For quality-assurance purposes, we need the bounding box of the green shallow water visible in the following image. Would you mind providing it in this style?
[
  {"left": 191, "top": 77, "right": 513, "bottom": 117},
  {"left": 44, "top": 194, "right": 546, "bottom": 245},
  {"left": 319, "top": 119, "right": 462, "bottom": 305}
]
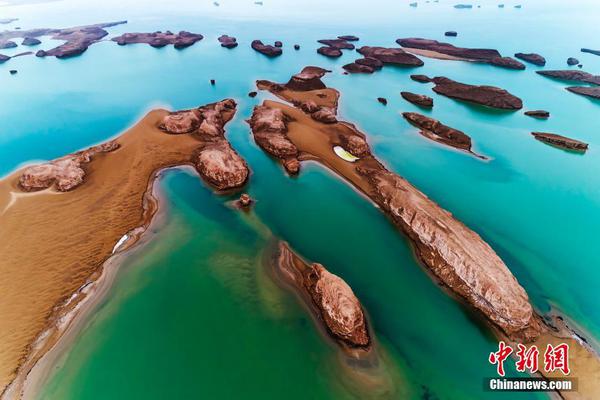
[{"left": 1, "top": 0, "right": 599, "bottom": 398}]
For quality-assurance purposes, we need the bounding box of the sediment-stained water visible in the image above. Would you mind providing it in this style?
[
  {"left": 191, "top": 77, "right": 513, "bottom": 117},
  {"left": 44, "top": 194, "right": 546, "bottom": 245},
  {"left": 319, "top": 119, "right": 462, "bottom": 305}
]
[{"left": 1, "top": 0, "right": 599, "bottom": 398}]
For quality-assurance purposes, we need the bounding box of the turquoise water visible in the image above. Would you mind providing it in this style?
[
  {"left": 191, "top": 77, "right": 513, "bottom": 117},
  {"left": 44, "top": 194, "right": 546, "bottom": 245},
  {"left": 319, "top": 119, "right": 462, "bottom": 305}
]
[{"left": 1, "top": 0, "right": 599, "bottom": 398}]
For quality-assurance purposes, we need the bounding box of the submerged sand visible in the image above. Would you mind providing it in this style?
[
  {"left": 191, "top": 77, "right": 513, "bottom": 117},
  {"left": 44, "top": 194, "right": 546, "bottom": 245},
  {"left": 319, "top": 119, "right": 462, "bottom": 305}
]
[{"left": 0, "top": 107, "right": 236, "bottom": 396}]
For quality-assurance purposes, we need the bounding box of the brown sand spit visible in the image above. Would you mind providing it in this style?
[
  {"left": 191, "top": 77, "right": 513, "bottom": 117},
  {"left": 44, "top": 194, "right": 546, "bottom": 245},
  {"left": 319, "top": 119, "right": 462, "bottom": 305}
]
[
  {"left": 275, "top": 242, "right": 370, "bottom": 350},
  {"left": 250, "top": 68, "right": 600, "bottom": 398},
  {"left": 0, "top": 99, "right": 248, "bottom": 396}
]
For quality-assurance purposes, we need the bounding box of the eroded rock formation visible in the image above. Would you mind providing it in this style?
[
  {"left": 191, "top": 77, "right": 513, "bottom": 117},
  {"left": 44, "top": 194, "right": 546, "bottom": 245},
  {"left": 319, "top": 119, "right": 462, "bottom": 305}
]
[
  {"left": 397, "top": 37, "right": 500, "bottom": 61},
  {"left": 490, "top": 56, "right": 526, "bottom": 70},
  {"left": 514, "top": 52, "right": 546, "bottom": 66},
  {"left": 317, "top": 46, "right": 342, "bottom": 58},
  {"left": 251, "top": 68, "right": 544, "bottom": 342},
  {"left": 401, "top": 91, "right": 433, "bottom": 107},
  {"left": 356, "top": 46, "right": 424, "bottom": 66},
  {"left": 112, "top": 31, "right": 203, "bottom": 48},
  {"left": 430, "top": 77, "right": 523, "bottom": 110},
  {"left": 218, "top": 35, "right": 237, "bottom": 48},
  {"left": 532, "top": 132, "right": 588, "bottom": 152},
  {"left": 275, "top": 242, "right": 370, "bottom": 349},
  {"left": 410, "top": 74, "right": 431, "bottom": 83},
  {"left": 567, "top": 86, "right": 600, "bottom": 100},
  {"left": 536, "top": 70, "right": 600, "bottom": 85},
  {"left": 251, "top": 40, "right": 282, "bottom": 57},
  {"left": 19, "top": 141, "right": 120, "bottom": 192}
]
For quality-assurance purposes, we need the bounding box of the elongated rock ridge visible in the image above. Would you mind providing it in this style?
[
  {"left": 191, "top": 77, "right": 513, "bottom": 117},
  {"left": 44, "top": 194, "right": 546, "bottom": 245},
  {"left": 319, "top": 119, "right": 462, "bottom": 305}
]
[
  {"left": 430, "top": 77, "right": 523, "bottom": 110},
  {"left": 275, "top": 242, "right": 370, "bottom": 349},
  {"left": 536, "top": 70, "right": 600, "bottom": 85},
  {"left": 250, "top": 67, "right": 543, "bottom": 342},
  {"left": 532, "top": 132, "right": 588, "bottom": 152},
  {"left": 402, "top": 112, "right": 485, "bottom": 158},
  {"left": 567, "top": 86, "right": 600, "bottom": 100},
  {"left": 112, "top": 31, "right": 203, "bottom": 48}
]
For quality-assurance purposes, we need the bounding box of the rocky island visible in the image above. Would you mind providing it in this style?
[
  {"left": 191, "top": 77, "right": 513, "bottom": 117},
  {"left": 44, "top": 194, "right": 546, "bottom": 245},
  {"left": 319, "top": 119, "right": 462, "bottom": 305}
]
[
  {"left": 566, "top": 86, "right": 600, "bottom": 100},
  {"left": 428, "top": 76, "right": 523, "bottom": 110},
  {"left": 217, "top": 35, "right": 237, "bottom": 48},
  {"left": 531, "top": 132, "right": 588, "bottom": 152},
  {"left": 112, "top": 31, "right": 203, "bottom": 48},
  {"left": 401, "top": 91, "right": 433, "bottom": 107},
  {"left": 251, "top": 40, "right": 282, "bottom": 57},
  {"left": 536, "top": 70, "right": 600, "bottom": 85},
  {"left": 250, "top": 66, "right": 542, "bottom": 342},
  {"left": 402, "top": 112, "right": 485, "bottom": 158},
  {"left": 524, "top": 110, "right": 550, "bottom": 118},
  {"left": 581, "top": 48, "right": 600, "bottom": 56},
  {"left": 0, "top": 99, "right": 249, "bottom": 396},
  {"left": 514, "top": 52, "right": 546, "bottom": 66},
  {"left": 275, "top": 242, "right": 370, "bottom": 350},
  {"left": 397, "top": 38, "right": 525, "bottom": 69}
]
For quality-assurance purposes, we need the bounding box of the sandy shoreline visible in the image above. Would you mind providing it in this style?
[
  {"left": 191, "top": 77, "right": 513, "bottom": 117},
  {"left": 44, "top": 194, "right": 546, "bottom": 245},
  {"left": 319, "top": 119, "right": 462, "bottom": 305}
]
[
  {"left": 6, "top": 166, "right": 180, "bottom": 400},
  {"left": 0, "top": 100, "right": 245, "bottom": 397}
]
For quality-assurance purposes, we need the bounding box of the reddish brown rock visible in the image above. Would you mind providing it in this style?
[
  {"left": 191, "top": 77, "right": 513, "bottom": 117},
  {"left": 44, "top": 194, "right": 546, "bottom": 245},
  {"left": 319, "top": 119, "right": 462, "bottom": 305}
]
[
  {"left": 566, "top": 86, "right": 600, "bottom": 100},
  {"left": 284, "top": 66, "right": 330, "bottom": 91},
  {"left": 311, "top": 107, "right": 337, "bottom": 123},
  {"left": 401, "top": 112, "right": 485, "bottom": 158},
  {"left": 218, "top": 34, "right": 237, "bottom": 48},
  {"left": 356, "top": 57, "right": 383, "bottom": 70},
  {"left": 251, "top": 40, "right": 282, "bottom": 56},
  {"left": 159, "top": 110, "right": 201, "bottom": 134},
  {"left": 276, "top": 242, "right": 370, "bottom": 349},
  {"left": 431, "top": 77, "right": 523, "bottom": 110},
  {"left": 338, "top": 35, "right": 359, "bottom": 41},
  {"left": 524, "top": 110, "right": 550, "bottom": 118},
  {"left": 317, "top": 38, "right": 355, "bottom": 50},
  {"left": 300, "top": 100, "right": 319, "bottom": 113},
  {"left": 537, "top": 70, "right": 600, "bottom": 85},
  {"left": 339, "top": 134, "right": 370, "bottom": 157},
  {"left": 532, "top": 132, "right": 588, "bottom": 152},
  {"left": 237, "top": 193, "right": 253, "bottom": 208},
  {"left": 248, "top": 106, "right": 300, "bottom": 174},
  {"left": 317, "top": 46, "right": 342, "bottom": 58},
  {"left": 342, "top": 62, "right": 374, "bottom": 74},
  {"left": 401, "top": 91, "right": 433, "bottom": 107},
  {"left": 489, "top": 56, "right": 526, "bottom": 70},
  {"left": 18, "top": 141, "right": 120, "bottom": 192},
  {"left": 37, "top": 21, "right": 126, "bottom": 58},
  {"left": 514, "top": 52, "right": 546, "bottom": 66},
  {"left": 193, "top": 142, "right": 249, "bottom": 190},
  {"left": 356, "top": 46, "right": 424, "bottom": 66},
  {"left": 410, "top": 74, "right": 432, "bottom": 83},
  {"left": 397, "top": 37, "right": 500, "bottom": 61},
  {"left": 112, "top": 31, "right": 203, "bottom": 49}
]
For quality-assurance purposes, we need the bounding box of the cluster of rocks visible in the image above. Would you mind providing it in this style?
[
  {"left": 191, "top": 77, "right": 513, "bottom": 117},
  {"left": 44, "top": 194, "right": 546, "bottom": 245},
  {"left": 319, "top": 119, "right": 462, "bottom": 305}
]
[
  {"left": 532, "top": 132, "right": 588, "bottom": 152},
  {"left": 343, "top": 46, "right": 423, "bottom": 74},
  {"left": 397, "top": 38, "right": 526, "bottom": 70},
  {"left": 251, "top": 40, "right": 282, "bottom": 57},
  {"left": 276, "top": 243, "right": 370, "bottom": 349},
  {"left": 18, "top": 141, "right": 120, "bottom": 192},
  {"left": 112, "top": 31, "right": 203, "bottom": 49},
  {"left": 159, "top": 99, "right": 249, "bottom": 190},
  {"left": 316, "top": 37, "right": 356, "bottom": 58},
  {"left": 218, "top": 34, "right": 237, "bottom": 48}
]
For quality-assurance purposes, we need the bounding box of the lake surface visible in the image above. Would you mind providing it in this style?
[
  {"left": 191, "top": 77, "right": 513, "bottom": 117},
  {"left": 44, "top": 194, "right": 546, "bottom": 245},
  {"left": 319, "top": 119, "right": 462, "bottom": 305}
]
[{"left": 1, "top": 0, "right": 599, "bottom": 398}]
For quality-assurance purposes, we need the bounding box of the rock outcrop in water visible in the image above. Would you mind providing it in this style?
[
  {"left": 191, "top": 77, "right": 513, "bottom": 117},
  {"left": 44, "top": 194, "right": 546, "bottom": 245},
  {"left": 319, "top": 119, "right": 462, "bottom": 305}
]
[
  {"left": 0, "top": 54, "right": 9, "bottom": 63},
  {"left": 0, "top": 41, "right": 17, "bottom": 49},
  {"left": 401, "top": 91, "right": 433, "bottom": 107},
  {"left": 410, "top": 74, "right": 432, "bottom": 83},
  {"left": 248, "top": 105, "right": 300, "bottom": 174},
  {"left": 251, "top": 40, "right": 282, "bottom": 57},
  {"left": 430, "top": 77, "right": 523, "bottom": 110},
  {"left": 581, "top": 48, "right": 600, "bottom": 57},
  {"left": 566, "top": 86, "right": 600, "bottom": 100},
  {"left": 276, "top": 242, "right": 370, "bottom": 349},
  {"left": 18, "top": 141, "right": 120, "bottom": 192},
  {"left": 356, "top": 46, "right": 424, "bottom": 66},
  {"left": 567, "top": 57, "right": 580, "bottom": 66},
  {"left": 532, "top": 132, "right": 588, "bottom": 152},
  {"left": 21, "top": 21, "right": 128, "bottom": 58},
  {"left": 514, "top": 52, "right": 546, "bottom": 66},
  {"left": 317, "top": 38, "right": 355, "bottom": 58},
  {"left": 251, "top": 67, "right": 544, "bottom": 342},
  {"left": 338, "top": 35, "right": 359, "bottom": 41},
  {"left": 524, "top": 110, "right": 550, "bottom": 118},
  {"left": 21, "top": 37, "right": 41, "bottom": 46},
  {"left": 402, "top": 112, "right": 485, "bottom": 158},
  {"left": 317, "top": 46, "right": 342, "bottom": 58},
  {"left": 218, "top": 35, "right": 237, "bottom": 48},
  {"left": 398, "top": 38, "right": 525, "bottom": 70},
  {"left": 536, "top": 70, "right": 600, "bottom": 85},
  {"left": 160, "top": 99, "right": 249, "bottom": 190},
  {"left": 112, "top": 31, "right": 203, "bottom": 48},
  {"left": 284, "top": 66, "right": 330, "bottom": 91}
]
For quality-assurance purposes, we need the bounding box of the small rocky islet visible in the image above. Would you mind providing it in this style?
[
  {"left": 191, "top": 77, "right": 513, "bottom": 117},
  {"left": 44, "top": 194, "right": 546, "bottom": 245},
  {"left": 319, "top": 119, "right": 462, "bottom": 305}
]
[
  {"left": 531, "top": 132, "right": 588, "bottom": 152},
  {"left": 112, "top": 31, "right": 203, "bottom": 48}
]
